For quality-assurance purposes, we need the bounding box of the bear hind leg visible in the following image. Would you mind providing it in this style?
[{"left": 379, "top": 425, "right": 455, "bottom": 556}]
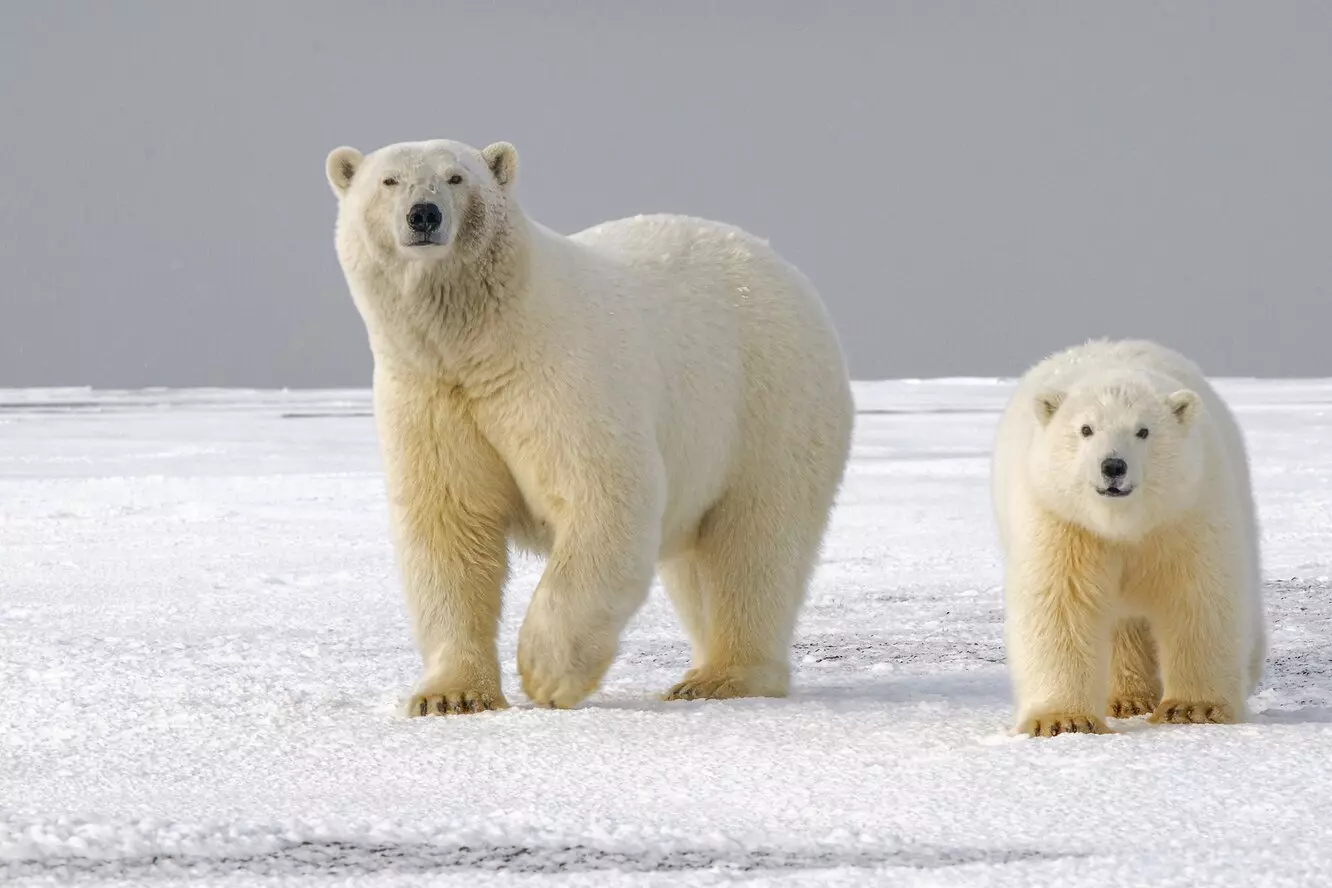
[
  {"left": 662, "top": 483, "right": 828, "bottom": 702},
  {"left": 660, "top": 551, "right": 709, "bottom": 672}
]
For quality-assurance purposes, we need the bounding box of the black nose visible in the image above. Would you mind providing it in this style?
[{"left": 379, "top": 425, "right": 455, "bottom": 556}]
[
  {"left": 1101, "top": 457, "right": 1127, "bottom": 479},
  {"left": 407, "top": 202, "right": 442, "bottom": 234}
]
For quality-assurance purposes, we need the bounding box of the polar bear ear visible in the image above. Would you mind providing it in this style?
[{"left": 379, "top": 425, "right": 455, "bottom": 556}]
[
  {"left": 482, "top": 142, "right": 519, "bottom": 189},
  {"left": 1166, "top": 390, "right": 1201, "bottom": 428},
  {"left": 1033, "top": 390, "right": 1065, "bottom": 426},
  {"left": 326, "top": 147, "right": 364, "bottom": 198}
]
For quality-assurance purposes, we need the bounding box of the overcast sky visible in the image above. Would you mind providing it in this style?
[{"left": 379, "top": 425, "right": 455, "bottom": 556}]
[{"left": 2, "top": 2, "right": 1330, "bottom": 387}]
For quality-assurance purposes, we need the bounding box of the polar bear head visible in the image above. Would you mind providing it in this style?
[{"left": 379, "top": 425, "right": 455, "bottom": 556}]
[
  {"left": 325, "top": 139, "right": 519, "bottom": 266},
  {"left": 1028, "top": 376, "right": 1205, "bottom": 541}
]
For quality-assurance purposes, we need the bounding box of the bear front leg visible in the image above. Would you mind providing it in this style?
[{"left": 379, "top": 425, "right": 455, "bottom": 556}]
[
  {"left": 394, "top": 503, "right": 510, "bottom": 716},
  {"left": 376, "top": 376, "right": 518, "bottom": 717},
  {"left": 517, "top": 486, "right": 662, "bottom": 709},
  {"left": 1005, "top": 537, "right": 1118, "bottom": 737}
]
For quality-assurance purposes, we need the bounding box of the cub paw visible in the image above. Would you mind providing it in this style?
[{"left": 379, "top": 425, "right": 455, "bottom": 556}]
[
  {"left": 1018, "top": 712, "right": 1111, "bottom": 737},
  {"left": 1107, "top": 696, "right": 1158, "bottom": 719},
  {"left": 404, "top": 689, "right": 508, "bottom": 717},
  {"left": 1149, "top": 699, "right": 1236, "bottom": 725}
]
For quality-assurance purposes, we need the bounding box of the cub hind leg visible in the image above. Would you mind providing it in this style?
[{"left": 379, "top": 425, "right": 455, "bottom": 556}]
[{"left": 1107, "top": 617, "right": 1163, "bottom": 718}]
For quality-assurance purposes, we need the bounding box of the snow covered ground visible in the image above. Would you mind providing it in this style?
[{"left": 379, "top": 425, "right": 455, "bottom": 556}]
[{"left": 2, "top": 381, "right": 1330, "bottom": 887}]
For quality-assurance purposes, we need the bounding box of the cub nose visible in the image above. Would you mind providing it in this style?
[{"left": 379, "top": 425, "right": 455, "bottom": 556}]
[
  {"left": 407, "top": 202, "right": 443, "bottom": 234},
  {"left": 1101, "top": 457, "right": 1128, "bottom": 479}
]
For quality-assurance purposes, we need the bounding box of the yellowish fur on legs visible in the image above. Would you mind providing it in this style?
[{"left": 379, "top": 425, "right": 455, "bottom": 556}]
[
  {"left": 658, "top": 473, "right": 839, "bottom": 704},
  {"left": 1005, "top": 516, "right": 1120, "bottom": 737},
  {"left": 1107, "top": 617, "right": 1163, "bottom": 718},
  {"left": 378, "top": 378, "right": 517, "bottom": 719},
  {"left": 1126, "top": 522, "right": 1248, "bottom": 726}
]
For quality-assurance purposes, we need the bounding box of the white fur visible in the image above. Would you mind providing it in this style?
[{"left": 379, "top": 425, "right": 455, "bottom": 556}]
[
  {"left": 325, "top": 139, "right": 854, "bottom": 714},
  {"left": 991, "top": 339, "right": 1265, "bottom": 735}
]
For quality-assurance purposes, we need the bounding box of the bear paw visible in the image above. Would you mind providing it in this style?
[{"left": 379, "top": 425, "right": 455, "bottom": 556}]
[
  {"left": 1149, "top": 699, "right": 1236, "bottom": 725},
  {"left": 1107, "top": 696, "right": 1158, "bottom": 719},
  {"left": 1018, "top": 712, "right": 1111, "bottom": 737},
  {"left": 404, "top": 689, "right": 508, "bottom": 717},
  {"left": 516, "top": 624, "right": 615, "bottom": 710},
  {"left": 517, "top": 662, "right": 606, "bottom": 709},
  {"left": 663, "top": 664, "right": 789, "bottom": 701}
]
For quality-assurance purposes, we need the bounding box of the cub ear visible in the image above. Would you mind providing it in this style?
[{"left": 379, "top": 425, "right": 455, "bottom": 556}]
[
  {"left": 482, "top": 141, "right": 519, "bottom": 189},
  {"left": 1165, "top": 389, "right": 1201, "bottom": 428},
  {"left": 326, "top": 146, "right": 364, "bottom": 198},
  {"left": 1033, "top": 390, "right": 1065, "bottom": 426}
]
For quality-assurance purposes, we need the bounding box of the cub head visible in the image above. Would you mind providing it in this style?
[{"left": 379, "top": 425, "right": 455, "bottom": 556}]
[
  {"left": 1028, "top": 378, "right": 1204, "bottom": 541},
  {"left": 325, "top": 139, "right": 519, "bottom": 265}
]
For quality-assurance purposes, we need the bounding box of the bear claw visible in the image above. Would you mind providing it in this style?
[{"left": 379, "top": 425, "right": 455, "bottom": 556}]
[
  {"left": 1108, "top": 696, "right": 1158, "bottom": 719},
  {"left": 664, "top": 676, "right": 746, "bottom": 701},
  {"left": 405, "top": 690, "right": 507, "bottom": 717},
  {"left": 1149, "top": 699, "right": 1235, "bottom": 725},
  {"left": 662, "top": 666, "right": 788, "bottom": 702},
  {"left": 1018, "top": 712, "right": 1111, "bottom": 737}
]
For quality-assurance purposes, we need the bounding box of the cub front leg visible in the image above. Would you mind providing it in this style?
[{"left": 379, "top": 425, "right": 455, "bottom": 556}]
[
  {"left": 1145, "top": 565, "right": 1247, "bottom": 726},
  {"left": 1005, "top": 523, "right": 1119, "bottom": 737},
  {"left": 377, "top": 377, "right": 519, "bottom": 716}
]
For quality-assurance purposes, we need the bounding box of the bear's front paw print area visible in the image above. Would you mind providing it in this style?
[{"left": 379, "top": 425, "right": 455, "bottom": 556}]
[
  {"left": 405, "top": 690, "right": 508, "bottom": 717},
  {"left": 1107, "top": 696, "right": 1159, "bottom": 719},
  {"left": 1019, "top": 712, "right": 1111, "bottom": 737},
  {"left": 1149, "top": 700, "right": 1236, "bottom": 725}
]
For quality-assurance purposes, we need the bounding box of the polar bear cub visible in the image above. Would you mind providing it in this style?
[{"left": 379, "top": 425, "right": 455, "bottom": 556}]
[
  {"left": 325, "top": 138, "right": 854, "bottom": 714},
  {"left": 991, "top": 339, "right": 1265, "bottom": 736}
]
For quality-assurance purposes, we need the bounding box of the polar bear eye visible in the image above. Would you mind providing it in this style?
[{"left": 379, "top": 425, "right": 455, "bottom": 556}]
[
  {"left": 447, "top": 174, "right": 463, "bottom": 185},
  {"left": 1080, "top": 425, "right": 1093, "bottom": 438},
  {"left": 1136, "top": 427, "right": 1149, "bottom": 439},
  {"left": 381, "top": 177, "right": 399, "bottom": 187}
]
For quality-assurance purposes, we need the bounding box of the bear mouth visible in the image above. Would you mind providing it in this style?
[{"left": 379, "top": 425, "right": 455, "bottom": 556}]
[{"left": 1097, "top": 485, "right": 1134, "bottom": 498}]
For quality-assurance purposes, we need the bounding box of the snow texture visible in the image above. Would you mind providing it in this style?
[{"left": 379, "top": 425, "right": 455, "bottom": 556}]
[{"left": 2, "top": 382, "right": 1330, "bottom": 887}]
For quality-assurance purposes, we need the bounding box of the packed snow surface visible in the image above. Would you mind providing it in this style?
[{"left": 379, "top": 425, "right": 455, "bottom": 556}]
[{"left": 2, "top": 382, "right": 1330, "bottom": 887}]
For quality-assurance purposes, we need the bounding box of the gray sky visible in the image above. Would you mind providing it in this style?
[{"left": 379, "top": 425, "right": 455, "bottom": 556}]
[{"left": 2, "top": 2, "right": 1330, "bottom": 387}]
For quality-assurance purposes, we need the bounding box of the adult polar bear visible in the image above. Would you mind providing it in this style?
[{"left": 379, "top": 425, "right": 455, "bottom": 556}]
[
  {"left": 992, "top": 339, "right": 1265, "bottom": 736},
  {"left": 325, "top": 138, "right": 854, "bottom": 714}
]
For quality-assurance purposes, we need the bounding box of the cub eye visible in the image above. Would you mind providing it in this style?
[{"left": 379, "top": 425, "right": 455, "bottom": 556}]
[
  {"left": 381, "top": 177, "right": 399, "bottom": 187},
  {"left": 1080, "top": 425, "right": 1093, "bottom": 438},
  {"left": 447, "top": 174, "right": 463, "bottom": 185},
  {"left": 1136, "top": 428, "right": 1150, "bottom": 439}
]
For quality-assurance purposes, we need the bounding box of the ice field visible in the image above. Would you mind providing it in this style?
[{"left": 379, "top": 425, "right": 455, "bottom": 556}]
[{"left": 2, "top": 381, "right": 1330, "bottom": 886}]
